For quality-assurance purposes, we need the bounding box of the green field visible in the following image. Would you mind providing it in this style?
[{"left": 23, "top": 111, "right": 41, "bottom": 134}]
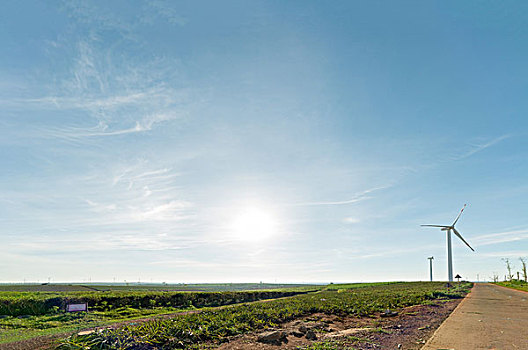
[
  {"left": 57, "top": 282, "right": 471, "bottom": 350},
  {"left": 0, "top": 282, "right": 472, "bottom": 348},
  {"left": 0, "top": 283, "right": 320, "bottom": 293},
  {"left": 0, "top": 284, "right": 97, "bottom": 292},
  {"left": 0, "top": 284, "right": 315, "bottom": 345}
]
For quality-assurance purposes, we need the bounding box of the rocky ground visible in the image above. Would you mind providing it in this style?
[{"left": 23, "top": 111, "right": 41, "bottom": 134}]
[{"left": 215, "top": 299, "right": 461, "bottom": 350}]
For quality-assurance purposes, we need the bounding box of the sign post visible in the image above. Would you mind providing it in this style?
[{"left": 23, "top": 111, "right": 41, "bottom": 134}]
[{"left": 66, "top": 303, "right": 88, "bottom": 312}]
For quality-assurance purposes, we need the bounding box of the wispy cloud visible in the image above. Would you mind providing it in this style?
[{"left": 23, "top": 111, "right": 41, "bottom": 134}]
[
  {"left": 79, "top": 164, "right": 194, "bottom": 225},
  {"left": 327, "top": 243, "right": 440, "bottom": 260},
  {"left": 0, "top": 159, "right": 198, "bottom": 254},
  {"left": 41, "top": 113, "right": 179, "bottom": 141},
  {"left": 3, "top": 33, "right": 194, "bottom": 141},
  {"left": 475, "top": 251, "right": 528, "bottom": 258},
  {"left": 471, "top": 228, "right": 528, "bottom": 246},
  {"left": 450, "top": 134, "right": 510, "bottom": 161},
  {"left": 296, "top": 185, "right": 390, "bottom": 206},
  {"left": 112, "top": 167, "right": 179, "bottom": 188}
]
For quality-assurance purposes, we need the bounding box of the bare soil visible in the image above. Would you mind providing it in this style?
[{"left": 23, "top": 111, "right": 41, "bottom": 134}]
[{"left": 215, "top": 299, "right": 461, "bottom": 350}]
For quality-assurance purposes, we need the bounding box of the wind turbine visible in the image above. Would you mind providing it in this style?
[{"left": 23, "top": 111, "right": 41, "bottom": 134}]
[
  {"left": 427, "top": 256, "right": 434, "bottom": 282},
  {"left": 421, "top": 204, "right": 475, "bottom": 282}
]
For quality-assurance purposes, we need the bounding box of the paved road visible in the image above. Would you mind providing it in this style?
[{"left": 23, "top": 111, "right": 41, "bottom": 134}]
[{"left": 422, "top": 283, "right": 528, "bottom": 350}]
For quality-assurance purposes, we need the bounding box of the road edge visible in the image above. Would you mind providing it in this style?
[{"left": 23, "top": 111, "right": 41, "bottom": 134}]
[
  {"left": 492, "top": 283, "right": 528, "bottom": 295},
  {"left": 420, "top": 283, "right": 476, "bottom": 350}
]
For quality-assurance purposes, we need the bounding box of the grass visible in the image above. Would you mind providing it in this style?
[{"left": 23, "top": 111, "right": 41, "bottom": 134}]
[
  {"left": 0, "top": 287, "right": 312, "bottom": 345},
  {"left": 0, "top": 285, "right": 96, "bottom": 292},
  {"left": 323, "top": 282, "right": 401, "bottom": 291},
  {"left": 57, "top": 282, "right": 472, "bottom": 350},
  {"left": 495, "top": 280, "right": 528, "bottom": 292},
  {"left": 0, "top": 306, "right": 191, "bottom": 344},
  {"left": 0, "top": 283, "right": 321, "bottom": 293},
  {"left": 298, "top": 339, "right": 351, "bottom": 349},
  {"left": 298, "top": 335, "right": 371, "bottom": 350},
  {"left": 0, "top": 289, "right": 309, "bottom": 316}
]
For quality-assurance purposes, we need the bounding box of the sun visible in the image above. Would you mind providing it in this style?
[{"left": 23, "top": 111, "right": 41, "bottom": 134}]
[{"left": 230, "top": 207, "right": 277, "bottom": 242}]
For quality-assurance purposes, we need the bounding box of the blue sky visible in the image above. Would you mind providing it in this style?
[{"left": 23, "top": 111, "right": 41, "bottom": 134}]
[{"left": 1, "top": 1, "right": 527, "bottom": 283}]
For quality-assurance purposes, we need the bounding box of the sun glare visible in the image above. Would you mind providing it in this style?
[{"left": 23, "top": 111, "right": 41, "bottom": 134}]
[{"left": 230, "top": 207, "right": 277, "bottom": 242}]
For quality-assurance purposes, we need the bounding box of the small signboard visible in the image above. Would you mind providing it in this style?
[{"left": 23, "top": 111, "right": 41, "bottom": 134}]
[{"left": 66, "top": 303, "right": 88, "bottom": 312}]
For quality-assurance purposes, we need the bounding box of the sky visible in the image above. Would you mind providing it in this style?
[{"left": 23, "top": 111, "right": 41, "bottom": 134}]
[{"left": 1, "top": 1, "right": 527, "bottom": 283}]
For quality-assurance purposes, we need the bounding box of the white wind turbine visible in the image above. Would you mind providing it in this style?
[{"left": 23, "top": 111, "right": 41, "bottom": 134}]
[{"left": 421, "top": 204, "right": 475, "bottom": 282}]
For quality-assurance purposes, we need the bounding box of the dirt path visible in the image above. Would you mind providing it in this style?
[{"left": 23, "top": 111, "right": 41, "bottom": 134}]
[{"left": 422, "top": 283, "right": 528, "bottom": 350}]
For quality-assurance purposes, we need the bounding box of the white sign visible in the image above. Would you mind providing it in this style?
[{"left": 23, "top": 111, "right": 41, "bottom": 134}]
[{"left": 66, "top": 303, "right": 88, "bottom": 312}]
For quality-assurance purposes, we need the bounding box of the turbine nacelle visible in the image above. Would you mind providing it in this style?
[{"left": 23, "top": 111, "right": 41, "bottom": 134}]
[
  {"left": 421, "top": 204, "right": 475, "bottom": 282},
  {"left": 421, "top": 204, "right": 474, "bottom": 251}
]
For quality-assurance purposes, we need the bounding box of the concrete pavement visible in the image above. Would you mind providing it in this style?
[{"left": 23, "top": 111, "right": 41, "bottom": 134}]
[{"left": 422, "top": 283, "right": 528, "bottom": 350}]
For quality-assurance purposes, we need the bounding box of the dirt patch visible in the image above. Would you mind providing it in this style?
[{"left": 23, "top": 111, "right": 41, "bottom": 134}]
[{"left": 215, "top": 299, "right": 462, "bottom": 350}]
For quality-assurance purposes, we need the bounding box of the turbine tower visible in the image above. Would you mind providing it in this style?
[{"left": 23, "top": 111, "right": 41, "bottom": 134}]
[
  {"left": 421, "top": 204, "right": 475, "bottom": 282},
  {"left": 428, "top": 256, "right": 434, "bottom": 281}
]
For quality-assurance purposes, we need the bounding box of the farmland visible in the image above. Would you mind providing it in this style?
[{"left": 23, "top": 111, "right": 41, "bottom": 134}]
[
  {"left": 0, "top": 283, "right": 319, "bottom": 293},
  {"left": 0, "top": 282, "right": 472, "bottom": 349},
  {"left": 54, "top": 282, "right": 471, "bottom": 349},
  {"left": 0, "top": 284, "right": 315, "bottom": 346}
]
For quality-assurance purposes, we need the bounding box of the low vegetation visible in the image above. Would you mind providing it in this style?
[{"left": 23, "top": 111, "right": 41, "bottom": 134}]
[
  {"left": 57, "top": 282, "right": 471, "bottom": 349},
  {"left": 0, "top": 306, "right": 183, "bottom": 344},
  {"left": 0, "top": 290, "right": 308, "bottom": 317},
  {"left": 0, "top": 283, "right": 319, "bottom": 293},
  {"left": 0, "top": 285, "right": 314, "bottom": 344},
  {"left": 495, "top": 280, "right": 528, "bottom": 292}
]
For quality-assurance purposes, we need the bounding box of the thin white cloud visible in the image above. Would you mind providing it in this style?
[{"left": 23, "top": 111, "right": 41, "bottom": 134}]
[
  {"left": 140, "top": 200, "right": 193, "bottom": 221},
  {"left": 32, "top": 93, "right": 187, "bottom": 139},
  {"left": 349, "top": 244, "right": 440, "bottom": 259},
  {"left": 24, "top": 90, "right": 172, "bottom": 110},
  {"left": 3, "top": 37, "right": 193, "bottom": 141},
  {"left": 471, "top": 228, "right": 528, "bottom": 246},
  {"left": 475, "top": 251, "right": 528, "bottom": 259},
  {"left": 451, "top": 134, "right": 510, "bottom": 161},
  {"left": 0, "top": 161, "right": 197, "bottom": 248},
  {"left": 297, "top": 185, "right": 390, "bottom": 206}
]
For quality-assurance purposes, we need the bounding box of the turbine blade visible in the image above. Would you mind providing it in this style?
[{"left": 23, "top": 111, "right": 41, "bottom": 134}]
[
  {"left": 421, "top": 225, "right": 451, "bottom": 228},
  {"left": 452, "top": 228, "right": 475, "bottom": 251},
  {"left": 452, "top": 204, "right": 467, "bottom": 226}
]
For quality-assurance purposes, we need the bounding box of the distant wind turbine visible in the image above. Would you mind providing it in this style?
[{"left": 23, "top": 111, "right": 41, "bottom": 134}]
[
  {"left": 421, "top": 204, "right": 475, "bottom": 282},
  {"left": 427, "top": 256, "right": 434, "bottom": 282}
]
